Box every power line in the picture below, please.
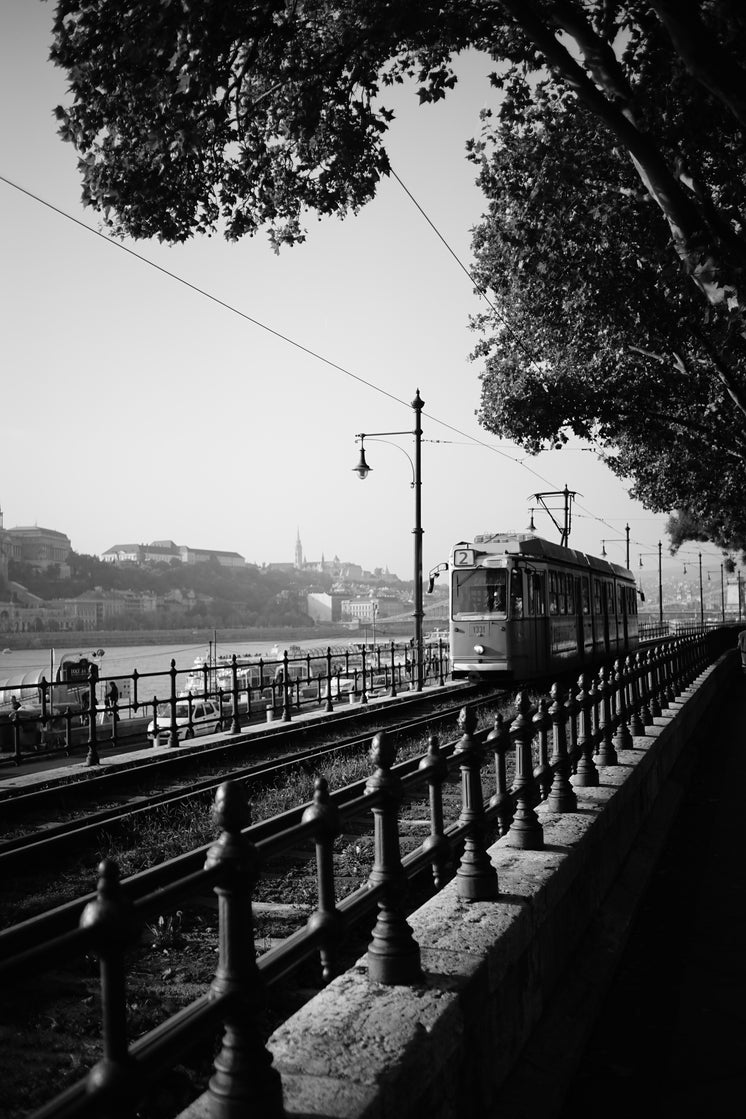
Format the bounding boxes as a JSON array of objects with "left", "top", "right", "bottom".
[{"left": 2, "top": 171, "right": 657, "bottom": 550}]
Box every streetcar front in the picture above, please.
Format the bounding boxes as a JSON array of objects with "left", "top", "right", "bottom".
[{"left": 449, "top": 545, "right": 519, "bottom": 679}]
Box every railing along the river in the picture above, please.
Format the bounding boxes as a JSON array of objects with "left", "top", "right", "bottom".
[
  {"left": 0, "top": 639, "right": 451, "bottom": 766},
  {"left": 0, "top": 628, "right": 734, "bottom": 1119}
]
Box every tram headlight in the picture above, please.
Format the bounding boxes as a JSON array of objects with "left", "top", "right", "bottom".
[{"left": 473, "top": 644, "right": 485, "bottom": 655}]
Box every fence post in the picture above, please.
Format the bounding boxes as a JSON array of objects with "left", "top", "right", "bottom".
[
  {"left": 79, "top": 858, "right": 139, "bottom": 1114},
  {"left": 360, "top": 646, "right": 368, "bottom": 705},
  {"left": 168, "top": 659, "right": 180, "bottom": 748},
  {"left": 324, "top": 649, "right": 334, "bottom": 713},
  {"left": 365, "top": 731, "right": 422, "bottom": 984},
  {"left": 230, "top": 656, "right": 241, "bottom": 735},
  {"left": 418, "top": 734, "right": 451, "bottom": 889},
  {"left": 454, "top": 707, "right": 500, "bottom": 898},
  {"left": 205, "top": 782, "right": 284, "bottom": 1118},
  {"left": 487, "top": 713, "right": 514, "bottom": 836},
  {"left": 389, "top": 642, "right": 398, "bottom": 698},
  {"left": 85, "top": 665, "right": 101, "bottom": 767},
  {"left": 301, "top": 777, "right": 342, "bottom": 983},
  {"left": 532, "top": 697, "right": 552, "bottom": 800},
  {"left": 594, "top": 666, "right": 618, "bottom": 766},
  {"left": 546, "top": 683, "right": 577, "bottom": 813},
  {"left": 573, "top": 674, "right": 599, "bottom": 786},
  {"left": 506, "top": 691, "right": 544, "bottom": 849},
  {"left": 612, "top": 659, "right": 633, "bottom": 751}
]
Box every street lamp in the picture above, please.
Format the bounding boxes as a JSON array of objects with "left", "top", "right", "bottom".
[
  {"left": 353, "top": 389, "right": 424, "bottom": 691},
  {"left": 638, "top": 541, "right": 663, "bottom": 624},
  {"left": 704, "top": 563, "right": 726, "bottom": 622},
  {"left": 601, "top": 525, "right": 630, "bottom": 569},
  {"left": 681, "top": 552, "right": 704, "bottom": 628}
]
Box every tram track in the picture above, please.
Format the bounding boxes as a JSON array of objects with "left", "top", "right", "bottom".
[{"left": 0, "top": 683, "right": 502, "bottom": 894}]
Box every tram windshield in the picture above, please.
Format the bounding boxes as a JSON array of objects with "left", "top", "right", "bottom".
[{"left": 452, "top": 568, "right": 507, "bottom": 619}]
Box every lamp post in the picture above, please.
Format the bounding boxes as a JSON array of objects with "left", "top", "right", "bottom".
[
  {"left": 704, "top": 565, "right": 726, "bottom": 622},
  {"left": 601, "top": 525, "right": 630, "bottom": 569},
  {"left": 353, "top": 389, "right": 424, "bottom": 691},
  {"left": 682, "top": 552, "right": 704, "bottom": 627},
  {"left": 638, "top": 542, "right": 663, "bottom": 624}
]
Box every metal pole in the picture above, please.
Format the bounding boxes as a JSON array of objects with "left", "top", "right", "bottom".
[
  {"left": 699, "top": 553, "right": 704, "bottom": 627},
  {"left": 625, "top": 524, "right": 630, "bottom": 570},
  {"left": 413, "top": 390, "right": 424, "bottom": 692},
  {"left": 721, "top": 564, "right": 725, "bottom": 622},
  {"left": 658, "top": 541, "right": 663, "bottom": 624}
]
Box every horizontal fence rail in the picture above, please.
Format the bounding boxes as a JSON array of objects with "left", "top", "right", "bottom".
[
  {"left": 0, "top": 628, "right": 735, "bottom": 1118},
  {"left": 0, "top": 639, "right": 451, "bottom": 766}
]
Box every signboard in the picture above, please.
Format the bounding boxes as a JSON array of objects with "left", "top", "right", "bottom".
[{"left": 61, "top": 658, "right": 96, "bottom": 685}]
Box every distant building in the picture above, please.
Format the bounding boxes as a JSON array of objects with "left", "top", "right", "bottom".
[
  {"left": 306, "top": 593, "right": 346, "bottom": 623},
  {"left": 2, "top": 518, "right": 72, "bottom": 576},
  {"left": 100, "top": 540, "right": 245, "bottom": 568}
]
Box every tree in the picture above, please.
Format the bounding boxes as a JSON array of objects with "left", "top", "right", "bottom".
[
  {"left": 51, "top": 0, "right": 746, "bottom": 542},
  {"left": 468, "top": 89, "right": 746, "bottom": 544}
]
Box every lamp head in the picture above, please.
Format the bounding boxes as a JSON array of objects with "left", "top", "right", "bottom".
[{"left": 353, "top": 445, "right": 372, "bottom": 480}]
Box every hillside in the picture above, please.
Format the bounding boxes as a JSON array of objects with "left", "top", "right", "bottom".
[{"left": 2, "top": 552, "right": 339, "bottom": 630}]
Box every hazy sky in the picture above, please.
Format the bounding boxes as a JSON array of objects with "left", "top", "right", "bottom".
[{"left": 0, "top": 2, "right": 726, "bottom": 584}]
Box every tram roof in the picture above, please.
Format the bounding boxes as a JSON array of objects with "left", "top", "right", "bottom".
[{"left": 470, "top": 532, "right": 632, "bottom": 578}]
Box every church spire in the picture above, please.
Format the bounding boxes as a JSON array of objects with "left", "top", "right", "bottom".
[{"left": 295, "top": 528, "right": 304, "bottom": 569}]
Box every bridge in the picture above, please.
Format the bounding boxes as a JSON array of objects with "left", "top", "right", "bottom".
[{"left": 0, "top": 631, "right": 741, "bottom": 1118}]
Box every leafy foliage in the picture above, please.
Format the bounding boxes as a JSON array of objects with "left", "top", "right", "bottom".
[{"left": 50, "top": 1, "right": 746, "bottom": 546}]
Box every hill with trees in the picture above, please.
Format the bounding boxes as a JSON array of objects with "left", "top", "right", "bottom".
[{"left": 5, "top": 553, "right": 336, "bottom": 630}]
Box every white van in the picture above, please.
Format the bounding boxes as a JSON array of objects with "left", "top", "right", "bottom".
[{"left": 147, "top": 698, "right": 223, "bottom": 740}]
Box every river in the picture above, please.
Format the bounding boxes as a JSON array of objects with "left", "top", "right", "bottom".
[{"left": 0, "top": 635, "right": 367, "bottom": 704}]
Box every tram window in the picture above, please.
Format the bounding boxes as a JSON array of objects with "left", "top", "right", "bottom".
[
  {"left": 617, "top": 585, "right": 625, "bottom": 615},
  {"left": 606, "top": 583, "right": 616, "bottom": 615},
  {"left": 453, "top": 568, "right": 507, "bottom": 619},
  {"left": 581, "top": 577, "right": 591, "bottom": 615},
  {"left": 527, "top": 571, "right": 545, "bottom": 616},
  {"left": 593, "top": 579, "right": 602, "bottom": 614},
  {"left": 567, "top": 577, "right": 576, "bottom": 614},
  {"left": 510, "top": 569, "right": 524, "bottom": 618},
  {"left": 549, "top": 572, "right": 559, "bottom": 615}
]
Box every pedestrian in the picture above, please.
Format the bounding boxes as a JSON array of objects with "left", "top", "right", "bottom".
[
  {"left": 737, "top": 627, "right": 746, "bottom": 672},
  {"left": 105, "top": 680, "right": 119, "bottom": 721}
]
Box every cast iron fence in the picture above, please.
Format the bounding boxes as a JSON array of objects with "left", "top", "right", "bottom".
[{"left": 0, "top": 628, "right": 733, "bottom": 1118}]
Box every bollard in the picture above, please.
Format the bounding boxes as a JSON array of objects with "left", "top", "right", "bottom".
[{"left": 266, "top": 704, "right": 274, "bottom": 723}]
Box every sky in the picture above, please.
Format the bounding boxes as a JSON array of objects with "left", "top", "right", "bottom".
[{"left": 0, "top": 2, "right": 727, "bottom": 585}]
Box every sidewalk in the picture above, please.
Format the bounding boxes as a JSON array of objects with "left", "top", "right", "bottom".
[{"left": 557, "top": 672, "right": 746, "bottom": 1117}]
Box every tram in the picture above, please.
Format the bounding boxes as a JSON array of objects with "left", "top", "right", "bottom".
[{"left": 447, "top": 532, "right": 639, "bottom": 681}]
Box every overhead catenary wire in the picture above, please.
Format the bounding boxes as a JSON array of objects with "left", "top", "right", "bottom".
[{"left": 1, "top": 171, "right": 663, "bottom": 554}]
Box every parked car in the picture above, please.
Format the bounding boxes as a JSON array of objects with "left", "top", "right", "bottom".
[{"left": 147, "top": 698, "right": 223, "bottom": 740}]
